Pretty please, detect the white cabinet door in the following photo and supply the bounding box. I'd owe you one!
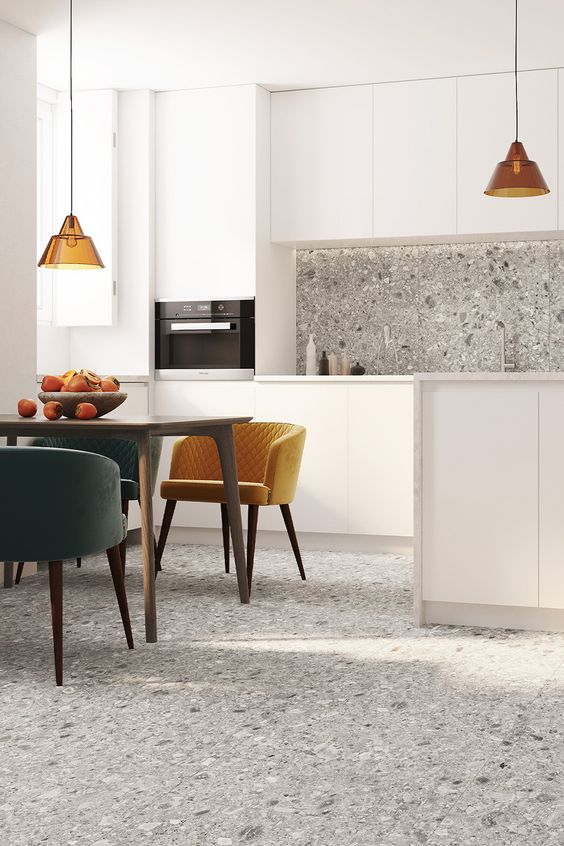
[153,381,256,529]
[539,389,564,608]
[254,383,348,534]
[373,78,456,238]
[457,70,558,235]
[348,384,413,536]
[422,389,538,606]
[155,86,256,300]
[558,70,564,230]
[271,86,373,242]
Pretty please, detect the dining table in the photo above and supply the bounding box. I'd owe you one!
[0,413,253,642]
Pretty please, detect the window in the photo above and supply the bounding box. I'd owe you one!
[37,96,55,323]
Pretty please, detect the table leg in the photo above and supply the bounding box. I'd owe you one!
[212,425,250,604]
[137,433,157,642]
[3,438,16,587]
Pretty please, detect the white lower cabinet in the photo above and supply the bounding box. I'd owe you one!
[254,383,349,534]
[421,389,539,607]
[153,379,414,538]
[153,381,256,529]
[348,384,413,536]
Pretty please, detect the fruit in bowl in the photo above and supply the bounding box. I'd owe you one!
[43,401,63,420]
[34,367,127,419]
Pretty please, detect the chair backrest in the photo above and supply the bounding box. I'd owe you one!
[0,447,124,562]
[33,436,164,493]
[169,422,306,504]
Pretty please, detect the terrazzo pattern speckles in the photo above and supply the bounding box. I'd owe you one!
[2,544,564,845]
[296,241,564,374]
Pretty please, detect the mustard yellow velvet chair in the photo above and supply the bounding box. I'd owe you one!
[156,422,307,587]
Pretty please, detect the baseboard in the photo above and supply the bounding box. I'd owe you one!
[128,526,413,555]
[423,600,564,632]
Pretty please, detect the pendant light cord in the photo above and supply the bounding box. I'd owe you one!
[514,0,519,141]
[69,0,74,214]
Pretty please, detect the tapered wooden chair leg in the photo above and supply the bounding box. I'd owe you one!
[153,533,160,574]
[156,500,176,569]
[15,562,25,585]
[119,499,129,572]
[220,503,230,573]
[280,504,306,580]
[48,561,64,686]
[246,505,259,592]
[106,545,134,650]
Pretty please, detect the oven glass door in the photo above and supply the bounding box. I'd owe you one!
[157,318,242,370]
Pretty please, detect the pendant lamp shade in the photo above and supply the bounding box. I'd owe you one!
[484,0,549,198]
[38,0,104,269]
[38,214,104,269]
[484,141,550,197]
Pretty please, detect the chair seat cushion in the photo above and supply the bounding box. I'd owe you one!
[161,479,271,506]
[121,478,140,500]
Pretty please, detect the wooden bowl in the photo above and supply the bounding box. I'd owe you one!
[38,391,128,419]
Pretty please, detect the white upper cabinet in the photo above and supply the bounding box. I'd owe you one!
[156,86,256,300]
[52,90,117,326]
[457,70,558,235]
[558,70,564,231]
[270,86,373,242]
[373,78,456,238]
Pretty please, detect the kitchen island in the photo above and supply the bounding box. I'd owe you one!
[415,373,564,631]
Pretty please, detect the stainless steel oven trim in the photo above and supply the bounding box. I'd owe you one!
[170,322,233,331]
[155,297,255,302]
[155,368,255,381]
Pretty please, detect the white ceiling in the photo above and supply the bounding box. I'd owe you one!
[0,0,563,93]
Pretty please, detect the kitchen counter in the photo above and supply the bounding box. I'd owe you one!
[416,372,564,382]
[254,374,413,383]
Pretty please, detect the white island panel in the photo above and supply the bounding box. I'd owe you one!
[539,390,564,608]
[421,388,538,607]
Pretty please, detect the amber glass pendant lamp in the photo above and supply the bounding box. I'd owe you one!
[38,0,104,269]
[484,0,549,198]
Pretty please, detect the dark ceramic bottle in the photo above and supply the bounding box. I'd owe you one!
[318,350,329,376]
[350,361,366,376]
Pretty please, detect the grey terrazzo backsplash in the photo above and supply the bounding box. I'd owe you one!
[296,241,564,374]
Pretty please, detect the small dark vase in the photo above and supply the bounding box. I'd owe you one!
[350,361,366,376]
[318,350,329,376]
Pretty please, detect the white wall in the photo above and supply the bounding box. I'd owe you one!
[0,20,36,411]
[69,90,155,376]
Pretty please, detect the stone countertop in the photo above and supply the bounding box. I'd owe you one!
[254,375,414,383]
[415,372,564,381]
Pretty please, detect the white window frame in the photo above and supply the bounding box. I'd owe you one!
[37,93,56,323]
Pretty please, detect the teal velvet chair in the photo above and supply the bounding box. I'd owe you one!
[0,447,133,685]
[15,436,163,581]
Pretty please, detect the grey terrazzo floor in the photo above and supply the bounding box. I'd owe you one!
[2,545,564,846]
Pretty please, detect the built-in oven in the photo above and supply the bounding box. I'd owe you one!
[155,299,255,380]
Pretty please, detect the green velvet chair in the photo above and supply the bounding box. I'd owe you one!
[0,446,133,685]
[15,436,163,581]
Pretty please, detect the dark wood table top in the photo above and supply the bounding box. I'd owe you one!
[0,414,253,437]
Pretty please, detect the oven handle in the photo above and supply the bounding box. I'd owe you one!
[169,322,234,332]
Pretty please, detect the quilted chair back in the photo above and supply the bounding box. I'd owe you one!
[33,436,163,493]
[0,447,124,562]
[169,422,306,504]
